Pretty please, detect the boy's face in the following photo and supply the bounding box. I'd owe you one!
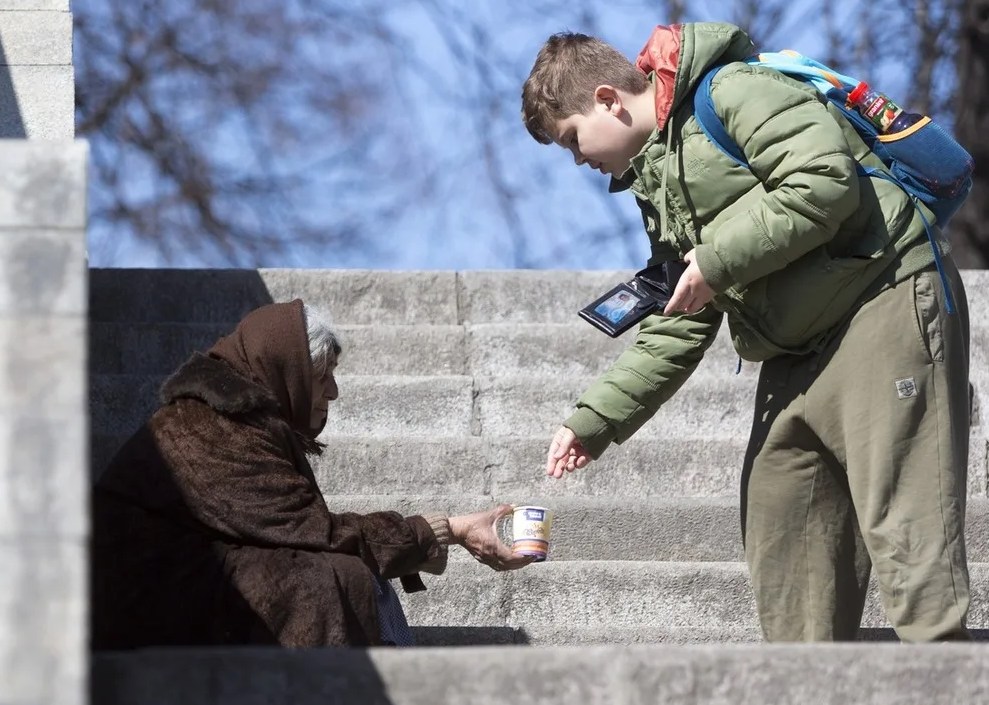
[553,86,645,177]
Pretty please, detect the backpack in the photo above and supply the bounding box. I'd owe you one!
[692,50,974,314]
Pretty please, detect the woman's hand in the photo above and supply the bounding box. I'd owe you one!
[448,505,536,571]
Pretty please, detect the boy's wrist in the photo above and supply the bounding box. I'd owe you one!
[564,408,614,459]
[692,244,734,293]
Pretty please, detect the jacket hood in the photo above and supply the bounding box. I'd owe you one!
[635,22,755,131]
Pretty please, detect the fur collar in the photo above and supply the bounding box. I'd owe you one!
[160,352,280,416]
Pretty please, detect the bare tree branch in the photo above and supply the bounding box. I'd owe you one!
[77,0,984,270]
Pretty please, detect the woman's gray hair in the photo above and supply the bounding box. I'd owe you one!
[302,304,342,378]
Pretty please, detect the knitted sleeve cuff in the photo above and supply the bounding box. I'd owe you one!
[418,513,451,575]
[564,407,616,460]
[693,243,734,293]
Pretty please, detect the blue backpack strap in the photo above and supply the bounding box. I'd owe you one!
[693,65,748,169]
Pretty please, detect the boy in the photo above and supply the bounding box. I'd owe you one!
[522,22,971,641]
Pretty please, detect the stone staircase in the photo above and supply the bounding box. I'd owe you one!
[88,268,989,703]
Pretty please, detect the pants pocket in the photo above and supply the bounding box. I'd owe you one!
[913,271,944,363]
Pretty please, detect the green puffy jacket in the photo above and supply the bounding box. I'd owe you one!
[567,21,942,458]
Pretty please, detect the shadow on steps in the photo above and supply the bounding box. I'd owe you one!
[858,628,989,641]
[410,626,989,646]
[411,626,525,646]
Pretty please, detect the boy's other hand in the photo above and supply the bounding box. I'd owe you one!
[664,249,715,316]
[546,426,591,478]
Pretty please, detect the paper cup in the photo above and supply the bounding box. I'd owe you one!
[509,505,553,561]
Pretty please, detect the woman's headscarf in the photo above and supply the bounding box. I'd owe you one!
[207,299,323,437]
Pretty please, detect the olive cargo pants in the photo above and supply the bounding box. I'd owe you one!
[741,259,971,641]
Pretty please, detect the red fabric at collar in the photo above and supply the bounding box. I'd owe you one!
[634,24,683,132]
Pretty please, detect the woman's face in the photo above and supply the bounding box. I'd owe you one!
[310,359,339,430]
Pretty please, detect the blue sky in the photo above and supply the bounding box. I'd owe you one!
[87,0,930,270]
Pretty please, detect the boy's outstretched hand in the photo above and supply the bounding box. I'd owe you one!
[546,426,591,478]
[664,248,715,316]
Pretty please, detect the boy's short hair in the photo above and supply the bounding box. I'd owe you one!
[522,32,650,144]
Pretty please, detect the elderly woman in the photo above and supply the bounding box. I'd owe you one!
[91,299,530,649]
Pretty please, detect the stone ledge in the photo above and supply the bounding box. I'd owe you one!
[91,643,989,705]
[0,2,69,10]
[0,65,74,139]
[0,11,72,66]
[0,140,86,225]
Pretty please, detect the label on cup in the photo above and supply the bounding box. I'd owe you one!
[511,505,553,561]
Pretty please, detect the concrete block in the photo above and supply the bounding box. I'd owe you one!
[87,268,989,326]
[398,563,512,629]
[0,537,85,705]
[457,268,989,326]
[972,326,988,431]
[90,643,989,705]
[329,495,746,562]
[0,11,72,65]
[966,271,989,323]
[86,316,986,382]
[0,140,85,225]
[0,316,85,414]
[88,322,231,377]
[91,433,749,497]
[0,2,69,9]
[90,374,476,437]
[0,65,74,138]
[330,643,989,704]
[332,324,468,375]
[0,229,86,315]
[88,322,469,376]
[88,269,460,324]
[89,270,280,326]
[516,624,763,645]
[458,270,633,324]
[358,495,989,563]
[475,374,757,440]
[483,435,747,498]
[399,561,989,632]
[324,376,476,437]
[971,433,988,499]
[257,270,460,325]
[502,561,757,630]
[0,412,86,537]
[467,322,756,380]
[93,423,988,502]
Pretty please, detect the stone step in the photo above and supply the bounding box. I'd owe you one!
[408,624,989,646]
[90,434,751,496]
[91,431,989,500]
[274,494,989,564]
[86,269,624,325]
[398,561,989,633]
[87,321,759,379]
[90,643,989,705]
[89,373,761,439]
[336,495,750,564]
[88,268,989,326]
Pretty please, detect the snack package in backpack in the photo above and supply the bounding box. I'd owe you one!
[692,50,974,313]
